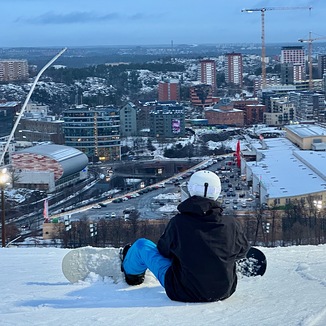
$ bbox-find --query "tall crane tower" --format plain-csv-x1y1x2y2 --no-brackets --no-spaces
241,6,312,89
298,32,326,90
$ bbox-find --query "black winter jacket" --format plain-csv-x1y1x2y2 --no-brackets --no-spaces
157,196,249,302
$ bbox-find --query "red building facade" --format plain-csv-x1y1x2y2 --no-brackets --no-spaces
158,80,180,101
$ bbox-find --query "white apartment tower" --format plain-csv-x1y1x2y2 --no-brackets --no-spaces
225,53,243,87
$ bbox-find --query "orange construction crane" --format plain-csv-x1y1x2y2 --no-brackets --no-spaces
298,32,326,90
242,6,312,89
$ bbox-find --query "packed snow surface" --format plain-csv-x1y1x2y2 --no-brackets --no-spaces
1,245,326,326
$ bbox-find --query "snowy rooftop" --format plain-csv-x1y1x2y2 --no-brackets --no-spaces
285,124,326,138
247,138,326,198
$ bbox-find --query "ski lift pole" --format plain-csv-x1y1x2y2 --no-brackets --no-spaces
0,47,67,166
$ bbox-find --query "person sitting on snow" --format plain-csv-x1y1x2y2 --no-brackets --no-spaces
121,170,249,302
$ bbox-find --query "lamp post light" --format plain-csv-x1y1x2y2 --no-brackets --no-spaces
0,168,10,247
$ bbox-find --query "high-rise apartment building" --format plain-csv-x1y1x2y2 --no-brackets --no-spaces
149,105,185,138
158,79,180,101
263,97,296,126
198,59,216,91
281,46,305,82
288,91,325,122
225,53,243,87
120,102,138,137
318,55,326,78
63,105,121,162
0,59,29,81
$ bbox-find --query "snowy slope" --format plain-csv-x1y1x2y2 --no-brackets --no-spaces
1,245,326,326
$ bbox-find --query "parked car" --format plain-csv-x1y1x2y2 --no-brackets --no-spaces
98,202,107,207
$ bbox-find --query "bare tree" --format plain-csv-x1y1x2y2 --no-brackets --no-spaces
127,209,141,242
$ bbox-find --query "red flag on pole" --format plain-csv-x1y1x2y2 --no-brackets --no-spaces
236,140,241,168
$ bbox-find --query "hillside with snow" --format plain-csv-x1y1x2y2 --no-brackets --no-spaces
1,245,326,326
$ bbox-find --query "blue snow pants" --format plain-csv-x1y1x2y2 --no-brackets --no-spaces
122,238,172,287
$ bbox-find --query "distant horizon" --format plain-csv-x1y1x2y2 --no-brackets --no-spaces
1,41,323,50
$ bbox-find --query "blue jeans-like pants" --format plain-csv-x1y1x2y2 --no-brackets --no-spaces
122,238,172,287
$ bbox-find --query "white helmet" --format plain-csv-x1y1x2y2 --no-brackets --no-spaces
187,170,221,201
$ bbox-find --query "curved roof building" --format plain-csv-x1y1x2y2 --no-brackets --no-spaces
12,144,88,192
12,144,88,180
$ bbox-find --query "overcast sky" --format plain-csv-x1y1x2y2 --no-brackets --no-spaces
1,0,324,47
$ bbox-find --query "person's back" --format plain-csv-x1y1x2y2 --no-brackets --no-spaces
158,194,249,302
121,170,249,303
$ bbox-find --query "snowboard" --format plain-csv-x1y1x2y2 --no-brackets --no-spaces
62,246,123,283
62,246,267,283
236,247,267,277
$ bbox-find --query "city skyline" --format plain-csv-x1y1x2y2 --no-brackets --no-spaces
0,0,324,48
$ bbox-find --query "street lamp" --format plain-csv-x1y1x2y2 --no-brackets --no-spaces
0,168,10,247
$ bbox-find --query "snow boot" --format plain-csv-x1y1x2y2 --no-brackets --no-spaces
120,243,145,286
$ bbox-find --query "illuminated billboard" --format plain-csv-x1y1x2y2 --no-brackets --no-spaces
172,119,181,134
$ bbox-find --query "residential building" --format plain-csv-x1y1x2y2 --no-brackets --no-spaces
62,105,121,162
149,104,185,138
14,117,65,144
158,79,180,101
288,91,325,122
263,97,296,126
232,99,265,125
244,104,266,126
281,46,305,82
261,86,296,113
0,59,29,81
318,54,326,78
253,77,282,96
225,53,243,87
281,63,294,85
120,102,138,137
294,79,323,92
13,102,64,144
198,59,216,92
137,104,152,135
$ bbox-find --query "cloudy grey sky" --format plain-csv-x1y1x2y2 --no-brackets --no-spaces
1,0,323,47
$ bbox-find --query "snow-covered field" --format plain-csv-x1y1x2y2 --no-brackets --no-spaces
1,245,326,326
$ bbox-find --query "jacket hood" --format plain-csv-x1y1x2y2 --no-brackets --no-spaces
177,195,223,217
